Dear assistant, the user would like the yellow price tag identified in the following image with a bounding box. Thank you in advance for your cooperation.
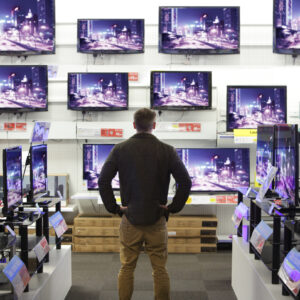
[210,197,216,203]
[116,197,121,203]
[234,129,257,137]
[186,197,192,204]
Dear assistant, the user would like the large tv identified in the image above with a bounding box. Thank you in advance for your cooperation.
[273,0,300,55]
[3,146,22,215]
[0,0,55,55]
[0,65,48,112]
[68,72,128,111]
[159,6,240,55]
[274,124,299,206]
[227,86,287,132]
[176,148,250,192]
[151,71,212,110]
[77,19,144,54]
[83,144,119,190]
[30,144,47,201]
[256,125,275,186]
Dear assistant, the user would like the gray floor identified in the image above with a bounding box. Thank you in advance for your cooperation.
[66,250,237,300]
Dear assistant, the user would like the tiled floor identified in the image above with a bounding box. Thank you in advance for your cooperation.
[66,251,237,300]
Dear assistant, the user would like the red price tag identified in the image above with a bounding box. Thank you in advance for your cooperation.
[216,195,226,204]
[101,128,123,138]
[178,123,201,132]
[4,123,15,131]
[128,72,139,81]
[227,195,238,204]
[15,123,27,131]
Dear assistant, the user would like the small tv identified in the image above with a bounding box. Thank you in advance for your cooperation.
[83,144,119,190]
[0,65,48,112]
[256,125,275,186]
[176,148,250,192]
[0,0,55,55]
[159,6,240,55]
[3,146,22,215]
[151,71,212,110]
[31,121,50,143]
[77,19,144,54]
[227,86,287,131]
[68,72,128,111]
[30,144,47,200]
[273,0,300,55]
[274,124,299,206]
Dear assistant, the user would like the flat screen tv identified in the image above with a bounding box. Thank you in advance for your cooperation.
[150,71,212,110]
[159,6,240,54]
[83,144,119,190]
[273,0,300,55]
[30,144,47,200]
[0,0,55,55]
[256,125,275,186]
[77,19,144,54]
[0,65,48,112]
[176,148,250,192]
[3,146,22,215]
[68,72,128,111]
[274,124,299,206]
[227,86,287,131]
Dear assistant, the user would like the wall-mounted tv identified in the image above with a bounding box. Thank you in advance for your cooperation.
[0,0,55,55]
[83,144,119,190]
[30,144,47,201]
[0,65,48,112]
[151,71,212,110]
[159,6,240,55]
[274,124,299,206]
[68,72,128,111]
[256,125,275,186]
[78,19,144,54]
[176,148,250,192]
[273,0,300,55]
[3,146,22,215]
[227,86,287,132]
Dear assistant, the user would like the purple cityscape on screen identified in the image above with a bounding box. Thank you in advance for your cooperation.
[83,145,119,190]
[228,87,286,130]
[69,73,128,110]
[5,147,22,208]
[78,19,144,52]
[177,148,249,192]
[32,145,47,195]
[0,0,54,53]
[0,66,47,110]
[275,125,297,205]
[160,7,239,52]
[152,72,210,108]
[274,0,300,51]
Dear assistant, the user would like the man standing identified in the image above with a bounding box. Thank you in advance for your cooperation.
[98,108,191,300]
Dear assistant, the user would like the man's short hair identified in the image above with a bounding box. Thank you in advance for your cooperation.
[134,108,156,132]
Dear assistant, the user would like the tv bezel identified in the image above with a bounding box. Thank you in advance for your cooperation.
[3,146,23,216]
[0,0,55,56]
[83,143,119,191]
[0,65,48,112]
[67,72,129,112]
[150,70,212,111]
[226,85,288,132]
[77,18,145,54]
[158,6,240,55]
[176,147,250,193]
[274,124,299,207]
[29,144,48,200]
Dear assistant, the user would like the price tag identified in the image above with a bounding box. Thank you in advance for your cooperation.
[49,212,68,238]
[33,237,50,262]
[15,123,27,131]
[101,128,123,138]
[128,72,139,81]
[186,197,192,204]
[234,129,257,144]
[178,123,201,132]
[4,123,15,131]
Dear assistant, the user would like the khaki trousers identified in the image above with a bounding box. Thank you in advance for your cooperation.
[118,215,170,300]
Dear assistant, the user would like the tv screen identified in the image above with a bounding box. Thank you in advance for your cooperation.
[83,144,119,190]
[227,86,287,131]
[30,144,47,198]
[256,125,275,186]
[31,121,50,143]
[274,0,300,55]
[159,6,240,54]
[176,148,250,192]
[0,0,55,55]
[78,19,144,54]
[3,146,22,214]
[151,71,212,110]
[68,73,128,111]
[274,124,299,206]
[0,65,48,112]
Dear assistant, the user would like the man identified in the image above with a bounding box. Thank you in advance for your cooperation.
[98,108,191,300]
